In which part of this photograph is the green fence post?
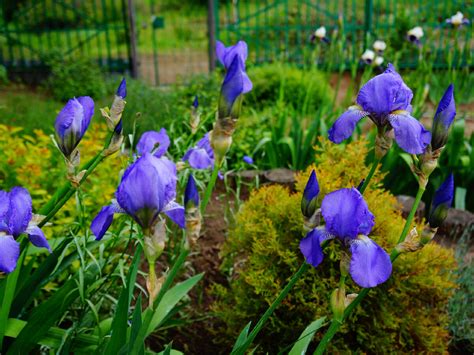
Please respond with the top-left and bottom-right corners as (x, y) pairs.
(364, 0), (373, 49)
(208, 0), (217, 72)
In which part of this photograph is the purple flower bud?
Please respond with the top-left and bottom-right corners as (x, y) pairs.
(54, 96), (94, 157)
(428, 174), (454, 228)
(216, 40), (252, 118)
(243, 155), (254, 165)
(431, 84), (456, 150)
(0, 187), (50, 273)
(328, 64), (431, 154)
(116, 78), (127, 99)
(193, 95), (199, 109)
(182, 133), (214, 170)
(301, 170), (320, 219)
(185, 174), (199, 208)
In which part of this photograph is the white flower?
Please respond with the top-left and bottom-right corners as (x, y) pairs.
(373, 40), (387, 53)
(361, 49), (375, 63)
(407, 26), (424, 40)
(374, 56), (384, 66)
(315, 26), (327, 39)
(447, 11), (469, 26)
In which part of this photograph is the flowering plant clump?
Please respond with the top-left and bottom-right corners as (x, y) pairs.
(0, 21), (467, 354)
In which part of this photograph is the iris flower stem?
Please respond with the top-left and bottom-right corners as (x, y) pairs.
(232, 156), (381, 354)
(313, 186), (426, 354)
(393, 186), (425, 248)
(37, 133), (114, 228)
(231, 262), (310, 355)
(200, 164), (220, 214)
(358, 157), (380, 194)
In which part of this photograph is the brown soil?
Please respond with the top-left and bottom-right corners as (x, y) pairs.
(147, 180), (234, 354)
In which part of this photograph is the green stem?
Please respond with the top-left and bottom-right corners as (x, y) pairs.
(393, 186), (425, 247)
(358, 158), (380, 194)
(200, 164), (220, 214)
(37, 134), (113, 228)
(131, 247), (189, 353)
(0, 244), (26, 349)
(313, 186), (426, 354)
(232, 263), (310, 355)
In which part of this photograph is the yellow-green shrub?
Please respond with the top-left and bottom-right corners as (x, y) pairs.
(213, 138), (456, 353)
(0, 123), (127, 233)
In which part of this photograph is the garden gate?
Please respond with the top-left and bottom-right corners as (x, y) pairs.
(0, 0), (135, 81)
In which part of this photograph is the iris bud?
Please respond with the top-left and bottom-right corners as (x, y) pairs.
(184, 175), (202, 248)
(185, 174), (200, 209)
(54, 96), (94, 158)
(428, 174), (454, 228)
(210, 122), (233, 166)
(330, 288), (346, 323)
(143, 219), (167, 263)
(190, 95), (200, 134)
(431, 84), (456, 151)
(301, 170), (320, 220)
(101, 78), (127, 132)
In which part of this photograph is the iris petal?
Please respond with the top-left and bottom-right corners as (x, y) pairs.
(299, 228), (332, 267)
(183, 133), (214, 169)
(0, 235), (20, 273)
(91, 205), (116, 240)
(321, 188), (374, 239)
(349, 236), (392, 288)
(328, 107), (369, 144)
(0, 190), (9, 226)
(136, 129), (171, 158)
(117, 154), (166, 221)
(163, 201), (185, 229)
(185, 148), (214, 169)
(8, 187), (32, 237)
(356, 64), (413, 117)
(27, 225), (51, 252)
(389, 112), (431, 154)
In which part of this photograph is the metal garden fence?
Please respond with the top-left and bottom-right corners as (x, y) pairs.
(1, 0), (473, 86)
(215, 0), (474, 69)
(0, 0), (135, 81)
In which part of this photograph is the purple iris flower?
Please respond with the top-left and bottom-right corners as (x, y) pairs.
(216, 40), (253, 116)
(136, 129), (170, 158)
(0, 187), (51, 273)
(116, 78), (127, 99)
(431, 84), (456, 150)
(91, 153), (184, 240)
(301, 170), (320, 219)
(243, 155), (254, 165)
(328, 64), (431, 155)
(428, 174), (454, 228)
(182, 133), (215, 169)
(54, 96), (94, 157)
(185, 174), (199, 208)
(299, 188), (392, 288)
(193, 95), (199, 109)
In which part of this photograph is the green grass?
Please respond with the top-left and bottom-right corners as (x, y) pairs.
(0, 86), (60, 133)
(0, 85), (109, 134)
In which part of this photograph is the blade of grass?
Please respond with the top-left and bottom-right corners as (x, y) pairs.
(104, 244), (142, 355)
